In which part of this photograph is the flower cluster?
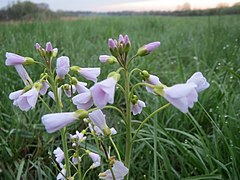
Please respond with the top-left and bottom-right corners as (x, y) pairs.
(6, 35), (209, 180)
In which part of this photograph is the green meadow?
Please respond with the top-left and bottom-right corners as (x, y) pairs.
(0, 15), (240, 179)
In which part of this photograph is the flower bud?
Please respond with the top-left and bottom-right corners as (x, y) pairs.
(99, 55), (118, 64)
(46, 42), (53, 52)
(137, 41), (160, 56)
(24, 57), (35, 65)
(35, 43), (41, 50)
(70, 77), (78, 85)
(108, 71), (120, 81)
(131, 95), (138, 104)
(140, 70), (150, 80)
(70, 66), (80, 73)
(75, 109), (89, 120)
(153, 84), (165, 96)
(124, 35), (131, 53)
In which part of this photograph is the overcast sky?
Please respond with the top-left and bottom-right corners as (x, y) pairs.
(0, 0), (239, 12)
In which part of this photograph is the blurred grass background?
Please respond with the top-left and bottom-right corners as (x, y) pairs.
(0, 15), (240, 179)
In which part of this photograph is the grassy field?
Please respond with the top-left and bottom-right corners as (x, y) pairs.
(0, 15), (240, 179)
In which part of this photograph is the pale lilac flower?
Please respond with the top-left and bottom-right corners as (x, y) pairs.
(144, 74), (161, 93)
(46, 42), (53, 52)
(56, 163), (66, 180)
(119, 34), (124, 43)
(53, 147), (64, 164)
(186, 72), (210, 92)
(63, 85), (76, 98)
(56, 56), (70, 79)
(163, 83), (198, 113)
(108, 38), (117, 49)
(48, 87), (62, 102)
(42, 112), (78, 133)
(75, 81), (88, 94)
(40, 81), (49, 95)
(89, 110), (109, 130)
(9, 89), (24, 106)
(14, 65), (33, 85)
(16, 87), (39, 111)
(70, 130), (86, 145)
(99, 55), (110, 63)
(72, 91), (93, 110)
(5, 52), (25, 66)
(145, 42), (160, 52)
(88, 123), (103, 136)
(131, 100), (146, 115)
(137, 41), (160, 56)
(99, 161), (129, 180)
(110, 128), (117, 135)
(88, 152), (101, 169)
(90, 77), (117, 109)
(124, 35), (130, 45)
(72, 156), (81, 165)
(78, 68), (100, 83)
(99, 55), (117, 64)
(35, 43), (41, 50)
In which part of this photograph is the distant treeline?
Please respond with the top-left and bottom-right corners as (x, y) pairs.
(0, 1), (56, 21)
(0, 1), (240, 21)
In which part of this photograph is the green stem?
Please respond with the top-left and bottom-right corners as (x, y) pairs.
(109, 136), (121, 161)
(124, 68), (132, 180)
(132, 103), (171, 143)
(82, 168), (91, 180)
(76, 145), (82, 180)
(38, 95), (53, 112)
(130, 82), (155, 95)
(129, 68), (142, 79)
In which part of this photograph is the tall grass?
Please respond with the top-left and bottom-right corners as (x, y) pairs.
(0, 15), (239, 179)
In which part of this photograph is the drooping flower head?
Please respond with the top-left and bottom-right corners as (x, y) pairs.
(72, 91), (93, 110)
(71, 66), (100, 83)
(63, 84), (76, 98)
(5, 52), (26, 66)
(41, 109), (88, 133)
(88, 109), (111, 136)
(56, 56), (70, 79)
(141, 70), (162, 93)
(86, 151), (101, 169)
(99, 160), (129, 180)
(90, 72), (120, 109)
(131, 95), (146, 115)
(99, 55), (118, 64)
(56, 163), (66, 180)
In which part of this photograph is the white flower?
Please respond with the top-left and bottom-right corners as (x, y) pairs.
(72, 91), (93, 110)
(78, 68), (100, 83)
(56, 163), (66, 180)
(144, 74), (161, 93)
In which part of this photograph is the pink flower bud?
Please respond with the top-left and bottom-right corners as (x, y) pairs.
(46, 42), (53, 52)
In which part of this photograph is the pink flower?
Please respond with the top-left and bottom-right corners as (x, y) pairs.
(99, 161), (129, 180)
(163, 83), (198, 113)
(90, 77), (117, 108)
(78, 68), (100, 83)
(15, 87), (39, 111)
(186, 72), (210, 92)
(72, 91), (93, 110)
(53, 147), (64, 164)
(56, 56), (70, 79)
(41, 112), (78, 133)
(119, 34), (124, 43)
(35, 43), (41, 50)
(5, 52), (25, 66)
(124, 35), (130, 45)
(131, 100), (146, 115)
